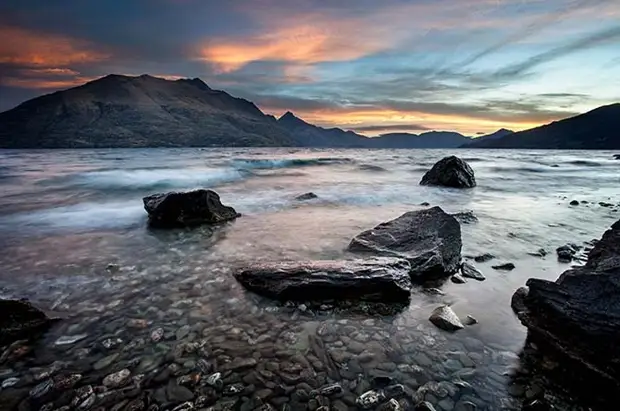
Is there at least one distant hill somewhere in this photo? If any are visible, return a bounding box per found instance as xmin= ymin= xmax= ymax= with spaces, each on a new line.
xmin=462 ymin=128 xmax=513 ymax=147
xmin=466 ymin=104 xmax=620 ymax=149
xmin=371 ymin=131 xmax=471 ymax=148
xmin=0 ymin=74 xmax=295 ymax=148
xmin=277 ymin=111 xmax=369 ymax=147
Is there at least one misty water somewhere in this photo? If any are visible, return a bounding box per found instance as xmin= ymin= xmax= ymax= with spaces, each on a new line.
xmin=0 ymin=148 xmax=619 ymax=411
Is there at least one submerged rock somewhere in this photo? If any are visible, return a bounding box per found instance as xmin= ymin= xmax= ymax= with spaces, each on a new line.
xmin=556 ymin=244 xmax=579 ymax=263
xmin=420 ymin=156 xmax=476 ymax=188
xmin=295 ymin=192 xmax=318 ymax=201
xmin=348 ymin=207 xmax=462 ymax=279
xmin=0 ymin=299 xmax=53 ymax=346
xmin=143 ymin=189 xmax=239 ymax=228
xmin=461 ymin=262 xmax=485 ymax=281
xmin=511 ymin=219 xmax=620 ymax=384
xmin=492 ymin=262 xmax=515 ymax=271
xmin=473 ymin=253 xmax=495 ymax=263
xmin=429 ymin=305 xmax=464 ymax=331
xmin=451 ymin=211 xmax=478 ymax=224
xmin=451 ymin=274 xmax=466 ymax=284
xmin=234 ymin=258 xmax=412 ymax=302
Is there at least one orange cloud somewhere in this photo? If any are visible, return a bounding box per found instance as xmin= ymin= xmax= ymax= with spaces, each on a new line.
xmin=0 ymin=26 xmax=109 ymax=66
xmin=0 ymin=76 xmax=100 ymax=89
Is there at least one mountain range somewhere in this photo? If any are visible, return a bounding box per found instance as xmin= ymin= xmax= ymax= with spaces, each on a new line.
xmin=0 ymin=74 xmax=618 ymax=149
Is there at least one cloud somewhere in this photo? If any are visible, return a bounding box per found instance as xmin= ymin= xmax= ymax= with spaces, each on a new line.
xmin=0 ymin=76 xmax=99 ymax=89
xmin=0 ymin=25 xmax=109 ymax=66
xmin=349 ymin=123 xmax=432 ymax=132
xmin=492 ymin=25 xmax=620 ymax=78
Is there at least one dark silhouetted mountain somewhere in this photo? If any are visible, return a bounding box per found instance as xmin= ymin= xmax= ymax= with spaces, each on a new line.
xmin=370 ymin=131 xmax=471 ymax=148
xmin=0 ymin=74 xmax=296 ymax=148
xmin=466 ymin=104 xmax=620 ymax=149
xmin=277 ymin=111 xmax=370 ymax=147
xmin=462 ymin=128 xmax=513 ymax=147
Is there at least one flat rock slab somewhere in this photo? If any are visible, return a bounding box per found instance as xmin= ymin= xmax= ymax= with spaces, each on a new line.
xmin=234 ymin=258 xmax=412 ymax=302
xmin=348 ymin=207 xmax=462 ymax=280
xmin=143 ymin=189 xmax=239 ymax=228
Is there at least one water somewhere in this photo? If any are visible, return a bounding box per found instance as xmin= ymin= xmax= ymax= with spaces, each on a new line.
xmin=0 ymin=148 xmax=618 ymax=410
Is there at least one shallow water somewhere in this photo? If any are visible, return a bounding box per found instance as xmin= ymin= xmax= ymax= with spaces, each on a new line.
xmin=0 ymin=148 xmax=619 ymax=410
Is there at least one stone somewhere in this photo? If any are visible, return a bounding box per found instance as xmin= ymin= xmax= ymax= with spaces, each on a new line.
xmin=491 ymin=263 xmax=515 ymax=271
xmin=93 ymin=353 xmax=120 ymax=370
xmin=511 ymin=219 xmax=620 ymax=384
xmin=378 ymin=399 xmax=402 ymax=411
xmin=220 ymin=357 xmax=257 ymax=372
xmin=295 ymin=192 xmax=318 ymax=201
xmin=348 ymin=207 xmax=462 ymax=279
xmin=30 ymin=379 xmax=54 ymax=398
xmin=415 ymin=402 xmax=437 ymax=411
xmin=473 ymin=253 xmax=494 ymax=263
xmin=176 ymin=325 xmax=190 ymax=340
xmin=166 ymin=380 xmax=195 ymax=402
xmin=527 ymin=249 xmax=548 ymax=258
xmin=55 ymin=334 xmax=88 ymax=346
xmin=319 ymin=383 xmax=343 ymax=396
xmin=0 ymin=299 xmax=53 ymax=346
xmin=460 ymin=263 xmax=485 ymax=281
xmin=143 ymin=189 xmax=240 ymax=228
xmin=223 ymin=383 xmax=245 ymax=395
xmin=429 ymin=306 xmax=464 ymax=331
xmin=151 ymin=327 xmax=164 ymax=342
xmin=569 ymin=200 xmax=579 ymax=206
xmin=420 ymin=156 xmax=476 ymax=188
xmin=556 ymin=244 xmax=577 ymax=263
xmin=384 ymin=384 xmax=405 ymax=398
xmin=1 ymin=377 xmax=19 ymax=388
xmin=205 ymin=372 xmax=223 ymax=388
xmin=234 ymin=258 xmax=413 ymax=302
xmin=357 ymin=390 xmax=385 ymax=409
xmin=451 ymin=274 xmax=466 ymax=284
xmin=103 ymin=369 xmax=131 ymax=388
xmin=463 ymin=315 xmax=478 ymax=326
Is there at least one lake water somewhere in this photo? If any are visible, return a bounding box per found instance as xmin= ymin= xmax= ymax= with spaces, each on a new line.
xmin=0 ymin=148 xmax=618 ymax=410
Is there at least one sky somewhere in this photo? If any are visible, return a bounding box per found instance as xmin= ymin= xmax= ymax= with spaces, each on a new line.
xmin=0 ymin=0 xmax=619 ymax=135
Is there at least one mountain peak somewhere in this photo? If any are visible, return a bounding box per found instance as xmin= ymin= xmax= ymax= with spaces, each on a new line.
xmin=176 ymin=77 xmax=211 ymax=90
xmin=278 ymin=111 xmax=308 ymax=127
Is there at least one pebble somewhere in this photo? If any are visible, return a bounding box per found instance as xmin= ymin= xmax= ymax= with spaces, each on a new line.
xmin=473 ymin=253 xmax=495 ymax=263
xmin=450 ymin=274 xmax=466 ymax=284
xmin=429 ymin=306 xmax=464 ymax=331
xmin=176 ymin=325 xmax=191 ymax=340
xmin=319 ymin=383 xmax=343 ymax=396
xmin=205 ymin=372 xmax=223 ymax=388
xmin=463 ymin=315 xmax=478 ymax=326
xmin=55 ymin=334 xmax=88 ymax=346
xmin=101 ymin=337 xmax=123 ymax=349
xmin=93 ymin=353 xmax=120 ymax=370
xmin=1 ymin=377 xmax=19 ymax=388
xmin=415 ymin=402 xmax=437 ymax=411
xmin=151 ymin=327 xmax=164 ymax=342
xmin=378 ymin=399 xmax=402 ymax=411
xmin=103 ymin=369 xmax=131 ymax=388
xmin=357 ymin=390 xmax=385 ymax=409
xmin=491 ymin=263 xmax=515 ymax=271
xmin=223 ymin=383 xmax=245 ymax=395
xmin=30 ymin=379 xmax=54 ymax=399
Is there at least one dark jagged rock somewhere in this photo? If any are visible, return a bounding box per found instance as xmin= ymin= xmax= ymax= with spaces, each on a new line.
xmin=492 ymin=262 xmax=515 ymax=271
xmin=295 ymin=192 xmax=318 ymax=201
xmin=511 ymin=219 xmax=620 ymax=384
xmin=569 ymin=200 xmax=579 ymax=206
xmin=0 ymin=299 xmax=53 ymax=346
xmin=474 ymin=253 xmax=495 ymax=263
xmin=461 ymin=262 xmax=485 ymax=281
xmin=234 ymin=258 xmax=413 ymax=302
xmin=614 ymin=154 xmax=620 ymax=160
xmin=143 ymin=189 xmax=239 ymax=228
xmin=348 ymin=207 xmax=462 ymax=280
xmin=420 ymin=156 xmax=476 ymax=188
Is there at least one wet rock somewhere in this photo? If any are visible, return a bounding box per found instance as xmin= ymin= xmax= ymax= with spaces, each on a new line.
xmin=234 ymin=258 xmax=413 ymax=302
xmin=150 ymin=327 xmax=164 ymax=343
xmin=55 ymin=334 xmax=88 ymax=346
xmin=415 ymin=401 xmax=437 ymax=411
xmin=1 ymin=377 xmax=19 ymax=388
xmin=176 ymin=325 xmax=190 ymax=340
xmin=378 ymin=399 xmax=402 ymax=411
xmin=450 ymin=274 xmax=466 ymax=284
xmin=166 ymin=380 xmax=195 ymax=402
xmin=556 ymin=244 xmax=578 ymax=263
xmin=451 ymin=211 xmax=478 ymax=224
xmin=460 ymin=263 xmax=485 ymax=281
xmin=103 ymin=369 xmax=131 ymax=388
xmin=143 ymin=189 xmax=240 ymax=228
xmin=205 ymin=372 xmax=223 ymax=388
xmin=197 ymin=359 xmax=213 ymax=374
xmin=384 ymin=384 xmax=405 ymax=398
xmin=473 ymin=253 xmax=494 ymax=263
xmin=429 ymin=306 xmax=464 ymax=331
xmin=569 ymin=200 xmax=579 ymax=206
xmin=0 ymin=299 xmax=53 ymax=346
xmin=94 ymin=353 xmax=120 ymax=370
xmin=348 ymin=207 xmax=462 ymax=279
xmin=30 ymin=379 xmax=54 ymax=399
xmin=512 ymin=219 xmax=620 ymax=384
xmin=223 ymin=383 xmax=245 ymax=395
xmin=463 ymin=315 xmax=478 ymax=326
xmin=71 ymin=385 xmax=94 ymax=408
xmin=101 ymin=337 xmax=123 ymax=349
xmin=319 ymin=383 xmax=343 ymax=396
xmin=171 ymin=402 xmax=194 ymax=411
xmin=356 ymin=390 xmax=385 ymax=409
xmin=295 ymin=192 xmax=318 ymax=201
xmin=491 ymin=263 xmax=515 ymax=271
xmin=53 ymin=373 xmax=82 ymax=390
xmin=220 ymin=357 xmax=257 ymax=372
xmin=420 ymin=156 xmax=476 ymax=188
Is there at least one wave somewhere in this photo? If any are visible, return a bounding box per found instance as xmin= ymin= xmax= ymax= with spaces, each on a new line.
xmin=487 ymin=166 xmax=549 ymax=174
xmin=43 ymin=168 xmax=249 ymax=191
xmin=231 ymin=157 xmax=354 ymax=170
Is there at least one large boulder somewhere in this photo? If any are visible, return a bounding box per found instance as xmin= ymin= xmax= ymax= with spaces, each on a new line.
xmin=347 ymin=207 xmax=462 ymax=280
xmin=0 ymin=299 xmax=53 ymax=346
xmin=511 ymin=219 xmax=620 ymax=384
xmin=143 ymin=189 xmax=240 ymax=228
xmin=420 ymin=156 xmax=476 ymax=188
xmin=234 ymin=258 xmax=412 ymax=302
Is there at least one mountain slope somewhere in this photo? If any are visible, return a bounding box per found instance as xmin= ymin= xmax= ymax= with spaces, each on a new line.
xmin=277 ymin=112 xmax=370 ymax=147
xmin=467 ymin=104 xmax=620 ymax=149
xmin=371 ymin=131 xmax=471 ymax=148
xmin=463 ymin=128 xmax=513 ymax=147
xmin=0 ymin=74 xmax=295 ymax=148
